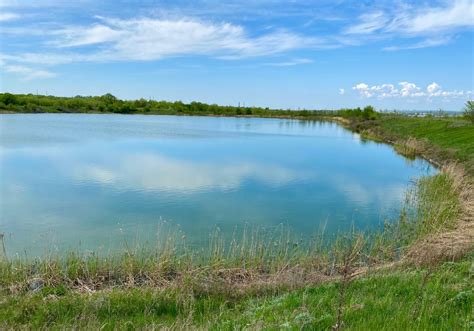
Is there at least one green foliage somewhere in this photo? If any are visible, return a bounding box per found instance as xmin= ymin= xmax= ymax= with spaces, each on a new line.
xmin=337 ymin=105 xmax=380 ymax=120
xmin=362 ymin=105 xmax=379 ymax=120
xmin=0 ymin=93 xmax=18 ymax=106
xmin=0 ymin=93 xmax=383 ymax=121
xmin=463 ymin=100 xmax=474 ymax=123
xmin=100 ymin=93 xmax=117 ymax=104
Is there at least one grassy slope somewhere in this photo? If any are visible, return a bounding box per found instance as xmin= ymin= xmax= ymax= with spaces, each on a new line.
xmin=370 ymin=116 xmax=474 ymax=175
xmin=1 ymin=255 xmax=472 ymax=330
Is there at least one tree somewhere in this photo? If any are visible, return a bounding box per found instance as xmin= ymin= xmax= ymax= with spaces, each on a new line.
xmin=0 ymin=93 xmax=18 ymax=105
xmin=362 ymin=105 xmax=379 ymax=120
xmin=100 ymin=93 xmax=117 ymax=105
xmin=463 ymin=100 xmax=474 ymax=124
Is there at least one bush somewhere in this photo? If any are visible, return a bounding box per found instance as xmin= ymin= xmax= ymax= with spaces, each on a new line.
xmin=0 ymin=93 xmax=18 ymax=105
xmin=100 ymin=93 xmax=117 ymax=104
xmin=362 ymin=105 xmax=379 ymax=120
xmin=463 ymin=100 xmax=474 ymax=123
xmin=337 ymin=106 xmax=379 ymax=120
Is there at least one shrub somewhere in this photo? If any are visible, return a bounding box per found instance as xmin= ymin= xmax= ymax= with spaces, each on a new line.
xmin=0 ymin=93 xmax=18 ymax=105
xmin=362 ymin=105 xmax=379 ymax=120
xmin=463 ymin=100 xmax=474 ymax=123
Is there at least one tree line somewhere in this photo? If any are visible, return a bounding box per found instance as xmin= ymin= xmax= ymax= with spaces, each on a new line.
xmin=0 ymin=92 xmax=381 ymax=120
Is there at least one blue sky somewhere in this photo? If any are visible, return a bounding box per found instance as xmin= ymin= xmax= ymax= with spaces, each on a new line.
xmin=0 ymin=0 xmax=473 ymax=110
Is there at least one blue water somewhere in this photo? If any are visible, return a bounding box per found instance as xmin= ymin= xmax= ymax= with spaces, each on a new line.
xmin=0 ymin=114 xmax=435 ymax=256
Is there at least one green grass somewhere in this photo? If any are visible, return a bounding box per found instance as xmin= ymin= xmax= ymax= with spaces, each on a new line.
xmin=213 ymin=257 xmax=473 ymax=330
xmin=401 ymin=171 xmax=462 ymax=239
xmin=374 ymin=116 xmax=474 ymax=175
xmin=1 ymin=255 xmax=472 ymax=330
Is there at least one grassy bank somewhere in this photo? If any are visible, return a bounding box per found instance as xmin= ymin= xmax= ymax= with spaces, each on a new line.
xmin=1 ymin=254 xmax=472 ymax=330
xmin=351 ymin=115 xmax=474 ymax=176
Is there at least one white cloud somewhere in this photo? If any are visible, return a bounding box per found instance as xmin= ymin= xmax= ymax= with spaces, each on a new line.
xmin=427 ymin=82 xmax=441 ymax=94
xmin=0 ymin=0 xmax=97 ymax=8
xmin=383 ymin=36 xmax=452 ymax=51
xmin=1 ymin=64 xmax=56 ymax=80
xmin=46 ymin=16 xmax=318 ymax=62
xmin=344 ymin=11 xmax=388 ymax=35
xmin=0 ymin=16 xmax=318 ymax=77
xmin=0 ymin=16 xmax=324 ymax=70
xmin=264 ymin=58 xmax=313 ymax=67
xmin=352 ymin=83 xmax=372 ymax=98
xmin=346 ymin=0 xmax=474 ymax=50
xmin=399 ymin=82 xmax=423 ymax=97
xmin=0 ymin=63 xmax=56 ymax=80
xmin=339 ymin=88 xmax=345 ymax=95
xmin=331 ymin=174 xmax=407 ymax=210
xmin=0 ymin=12 xmax=19 ymax=21
xmin=388 ymin=0 xmax=474 ymax=35
xmin=352 ymin=81 xmax=472 ymax=100
xmin=0 ymin=1 xmax=471 ymax=76
xmin=365 ymin=0 xmax=474 ymax=35
xmin=1 ymin=52 xmax=93 ymax=66
xmin=54 ymin=24 xmax=122 ymax=47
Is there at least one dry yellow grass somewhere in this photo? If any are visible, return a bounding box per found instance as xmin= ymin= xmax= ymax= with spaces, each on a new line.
xmin=405 ymin=164 xmax=474 ymax=266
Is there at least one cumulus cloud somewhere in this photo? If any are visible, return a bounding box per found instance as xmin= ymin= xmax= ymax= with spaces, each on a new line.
xmin=352 ymin=82 xmax=471 ymax=100
xmin=427 ymin=82 xmax=441 ymax=94
xmin=339 ymin=88 xmax=345 ymax=95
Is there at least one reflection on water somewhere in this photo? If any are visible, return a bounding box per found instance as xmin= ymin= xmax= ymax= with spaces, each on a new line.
xmin=0 ymin=114 xmax=435 ymax=256
xmin=72 ymin=153 xmax=302 ymax=193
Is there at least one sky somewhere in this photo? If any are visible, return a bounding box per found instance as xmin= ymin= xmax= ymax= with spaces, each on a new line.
xmin=0 ymin=0 xmax=473 ymax=110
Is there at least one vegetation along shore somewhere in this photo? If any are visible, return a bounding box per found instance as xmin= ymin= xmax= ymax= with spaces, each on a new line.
xmin=1 ymin=93 xmax=473 ymax=329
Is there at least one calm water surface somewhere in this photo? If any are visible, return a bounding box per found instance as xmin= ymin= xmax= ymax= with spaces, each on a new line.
xmin=0 ymin=114 xmax=435 ymax=255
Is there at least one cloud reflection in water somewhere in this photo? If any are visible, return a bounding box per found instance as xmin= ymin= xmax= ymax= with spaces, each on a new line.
xmin=73 ymin=153 xmax=305 ymax=194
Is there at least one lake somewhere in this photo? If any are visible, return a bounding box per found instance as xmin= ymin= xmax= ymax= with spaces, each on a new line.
xmin=0 ymin=114 xmax=435 ymax=256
